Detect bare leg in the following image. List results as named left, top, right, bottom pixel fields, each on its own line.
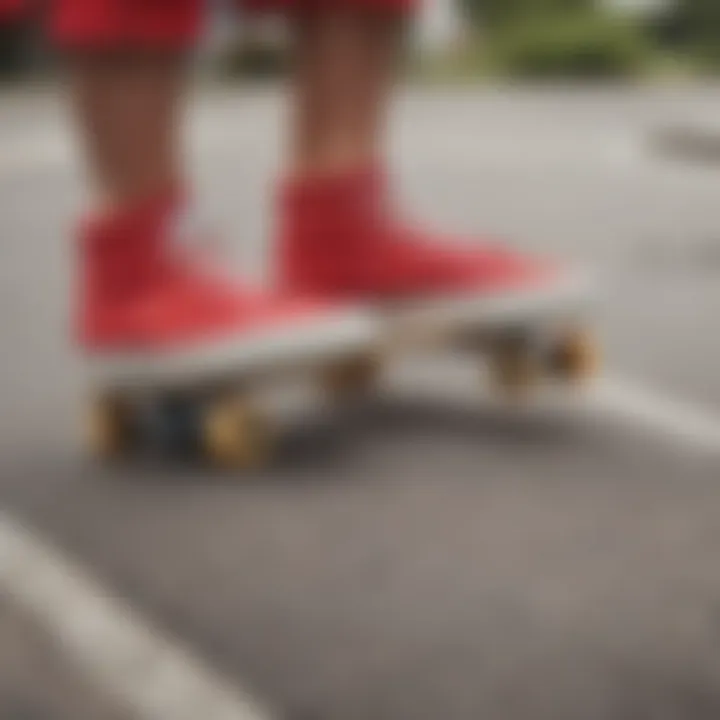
left=67, top=51, right=188, bottom=212
left=289, top=8, right=406, bottom=178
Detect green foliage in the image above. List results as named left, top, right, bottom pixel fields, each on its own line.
left=460, top=0, right=594, bottom=31
left=660, top=0, right=720, bottom=69
left=489, top=11, right=651, bottom=79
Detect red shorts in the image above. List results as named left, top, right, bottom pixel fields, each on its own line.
left=53, top=0, right=416, bottom=49
left=0, top=0, right=27, bottom=23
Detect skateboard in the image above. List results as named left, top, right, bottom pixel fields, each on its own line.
left=85, top=273, right=598, bottom=469
left=85, top=311, right=378, bottom=469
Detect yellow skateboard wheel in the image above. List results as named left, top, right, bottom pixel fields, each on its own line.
left=551, top=329, right=600, bottom=383
left=87, top=394, right=133, bottom=460
left=323, top=355, right=380, bottom=400
left=488, top=340, right=541, bottom=399
left=488, top=335, right=542, bottom=400
left=201, top=396, right=271, bottom=469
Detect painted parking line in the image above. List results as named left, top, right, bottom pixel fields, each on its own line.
left=590, top=376, right=720, bottom=455
left=390, top=357, right=720, bottom=456
left=0, top=512, right=272, bottom=720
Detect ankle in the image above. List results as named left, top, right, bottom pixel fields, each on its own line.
left=87, top=182, right=184, bottom=225
left=290, top=146, right=378, bottom=181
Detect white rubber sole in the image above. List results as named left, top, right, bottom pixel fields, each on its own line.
left=86, top=308, right=378, bottom=391
left=382, top=268, right=593, bottom=342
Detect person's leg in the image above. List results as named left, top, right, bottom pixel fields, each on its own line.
left=280, top=1, right=577, bottom=310
left=276, top=1, right=594, bottom=391
left=277, top=3, right=412, bottom=294
left=69, top=51, right=186, bottom=212
left=54, top=0, right=201, bottom=211
left=52, top=0, right=206, bottom=351
left=290, top=7, right=404, bottom=177
left=53, top=0, right=374, bottom=372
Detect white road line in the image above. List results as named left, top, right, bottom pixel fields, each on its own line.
left=392, top=359, right=720, bottom=455
left=0, top=512, right=272, bottom=720
left=591, top=376, right=720, bottom=454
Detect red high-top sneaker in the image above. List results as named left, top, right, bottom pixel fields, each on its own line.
left=78, top=191, right=375, bottom=387
left=279, top=169, right=589, bottom=332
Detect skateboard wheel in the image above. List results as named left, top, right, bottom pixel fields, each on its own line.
left=550, top=329, right=600, bottom=383
left=86, top=394, right=133, bottom=460
left=201, top=396, right=270, bottom=469
left=488, top=338, right=541, bottom=399
left=323, top=356, right=380, bottom=400
left=150, top=395, right=201, bottom=457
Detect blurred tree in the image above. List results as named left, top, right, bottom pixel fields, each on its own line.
left=460, top=0, right=595, bottom=29
left=457, top=0, right=651, bottom=78
left=493, top=10, right=650, bottom=78
left=655, top=0, right=720, bottom=66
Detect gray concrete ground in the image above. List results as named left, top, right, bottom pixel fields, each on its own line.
left=1, top=85, right=720, bottom=720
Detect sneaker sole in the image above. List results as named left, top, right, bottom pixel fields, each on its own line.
left=86, top=308, right=378, bottom=391
left=378, top=268, right=593, bottom=347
